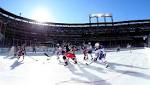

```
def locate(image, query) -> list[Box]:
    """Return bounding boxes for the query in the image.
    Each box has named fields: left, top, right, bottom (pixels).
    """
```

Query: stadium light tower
left=89, top=13, right=114, bottom=26
left=19, top=12, right=22, bottom=17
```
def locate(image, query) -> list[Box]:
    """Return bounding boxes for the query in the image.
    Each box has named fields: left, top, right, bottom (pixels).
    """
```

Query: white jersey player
left=127, top=43, right=132, bottom=53
left=56, top=45, right=63, bottom=59
left=94, top=43, right=109, bottom=68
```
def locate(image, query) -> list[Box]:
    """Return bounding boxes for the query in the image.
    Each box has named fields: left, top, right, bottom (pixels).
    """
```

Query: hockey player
left=63, top=45, right=77, bottom=66
left=82, top=42, right=93, bottom=60
left=16, top=46, right=25, bottom=61
left=87, top=42, right=93, bottom=59
left=32, top=45, right=36, bottom=53
left=82, top=46, right=88, bottom=60
left=94, top=44, right=109, bottom=68
left=127, top=43, right=132, bottom=53
left=86, top=43, right=109, bottom=68
left=116, top=45, right=120, bottom=52
left=56, top=44, right=63, bottom=60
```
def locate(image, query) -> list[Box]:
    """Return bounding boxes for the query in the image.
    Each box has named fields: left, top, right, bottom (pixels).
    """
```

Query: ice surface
left=0, top=48, right=150, bottom=85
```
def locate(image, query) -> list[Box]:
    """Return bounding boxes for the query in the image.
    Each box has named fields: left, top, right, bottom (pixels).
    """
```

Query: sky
left=0, top=0, right=150, bottom=23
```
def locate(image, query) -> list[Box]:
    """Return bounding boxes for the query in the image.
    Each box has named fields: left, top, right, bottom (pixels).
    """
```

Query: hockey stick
left=44, top=53, right=52, bottom=60
left=85, top=58, right=96, bottom=65
left=44, top=53, right=50, bottom=57
left=86, top=57, right=110, bottom=68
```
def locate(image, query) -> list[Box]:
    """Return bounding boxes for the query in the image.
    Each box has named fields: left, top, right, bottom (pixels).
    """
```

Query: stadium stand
left=0, top=8, right=150, bottom=48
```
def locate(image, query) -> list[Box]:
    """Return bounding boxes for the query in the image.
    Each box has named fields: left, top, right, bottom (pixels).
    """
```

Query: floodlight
left=104, top=13, right=112, bottom=17
left=89, top=13, right=114, bottom=26
left=90, top=13, right=112, bottom=18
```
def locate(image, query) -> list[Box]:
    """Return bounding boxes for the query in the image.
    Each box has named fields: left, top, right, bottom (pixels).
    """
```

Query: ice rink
left=0, top=48, right=150, bottom=85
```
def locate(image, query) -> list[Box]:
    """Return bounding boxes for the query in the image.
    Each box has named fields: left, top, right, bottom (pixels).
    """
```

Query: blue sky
left=0, top=0, right=150, bottom=23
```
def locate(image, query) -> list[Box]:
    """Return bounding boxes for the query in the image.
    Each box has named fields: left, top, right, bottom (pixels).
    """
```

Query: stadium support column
left=89, top=15, right=92, bottom=28
left=111, top=16, right=114, bottom=26
left=96, top=16, right=99, bottom=26
left=89, top=15, right=91, bottom=24
left=148, top=34, right=150, bottom=47
left=104, top=16, right=106, bottom=26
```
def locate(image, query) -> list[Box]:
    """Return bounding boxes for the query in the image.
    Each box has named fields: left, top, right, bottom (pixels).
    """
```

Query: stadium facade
left=0, top=8, right=150, bottom=48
